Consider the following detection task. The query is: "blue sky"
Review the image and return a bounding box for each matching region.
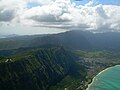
[27,0,120,9]
[72,0,120,6]
[27,2,42,9]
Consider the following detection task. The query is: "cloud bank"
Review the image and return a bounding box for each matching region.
[0,0,120,32]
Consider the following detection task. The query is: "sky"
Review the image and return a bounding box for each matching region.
[73,0,120,6]
[0,0,120,35]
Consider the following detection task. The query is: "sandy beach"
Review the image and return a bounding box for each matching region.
[86,65,120,90]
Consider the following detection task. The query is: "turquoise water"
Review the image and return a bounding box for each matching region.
[87,65,120,90]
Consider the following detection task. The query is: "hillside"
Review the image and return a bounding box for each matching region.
[0,31,120,90]
[0,46,86,90]
[1,30,120,51]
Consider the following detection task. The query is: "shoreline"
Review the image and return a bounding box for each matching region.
[86,65,120,90]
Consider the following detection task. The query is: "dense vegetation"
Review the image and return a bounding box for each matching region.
[0,30,120,90]
[0,47,86,90]
[1,30,120,51]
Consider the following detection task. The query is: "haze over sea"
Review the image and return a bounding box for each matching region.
[87,65,120,90]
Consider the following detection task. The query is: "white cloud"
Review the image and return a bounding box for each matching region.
[20,0,73,28]
[0,0,120,32]
[0,7,15,22]
[0,0,27,24]
[23,0,56,4]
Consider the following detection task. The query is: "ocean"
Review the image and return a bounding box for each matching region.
[87,65,120,90]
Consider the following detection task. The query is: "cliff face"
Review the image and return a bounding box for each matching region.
[0,47,83,90]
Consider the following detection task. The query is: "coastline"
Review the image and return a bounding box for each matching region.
[86,65,120,90]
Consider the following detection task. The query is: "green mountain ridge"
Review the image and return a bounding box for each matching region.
[0,47,85,90]
[1,31,120,90]
[1,30,120,51]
